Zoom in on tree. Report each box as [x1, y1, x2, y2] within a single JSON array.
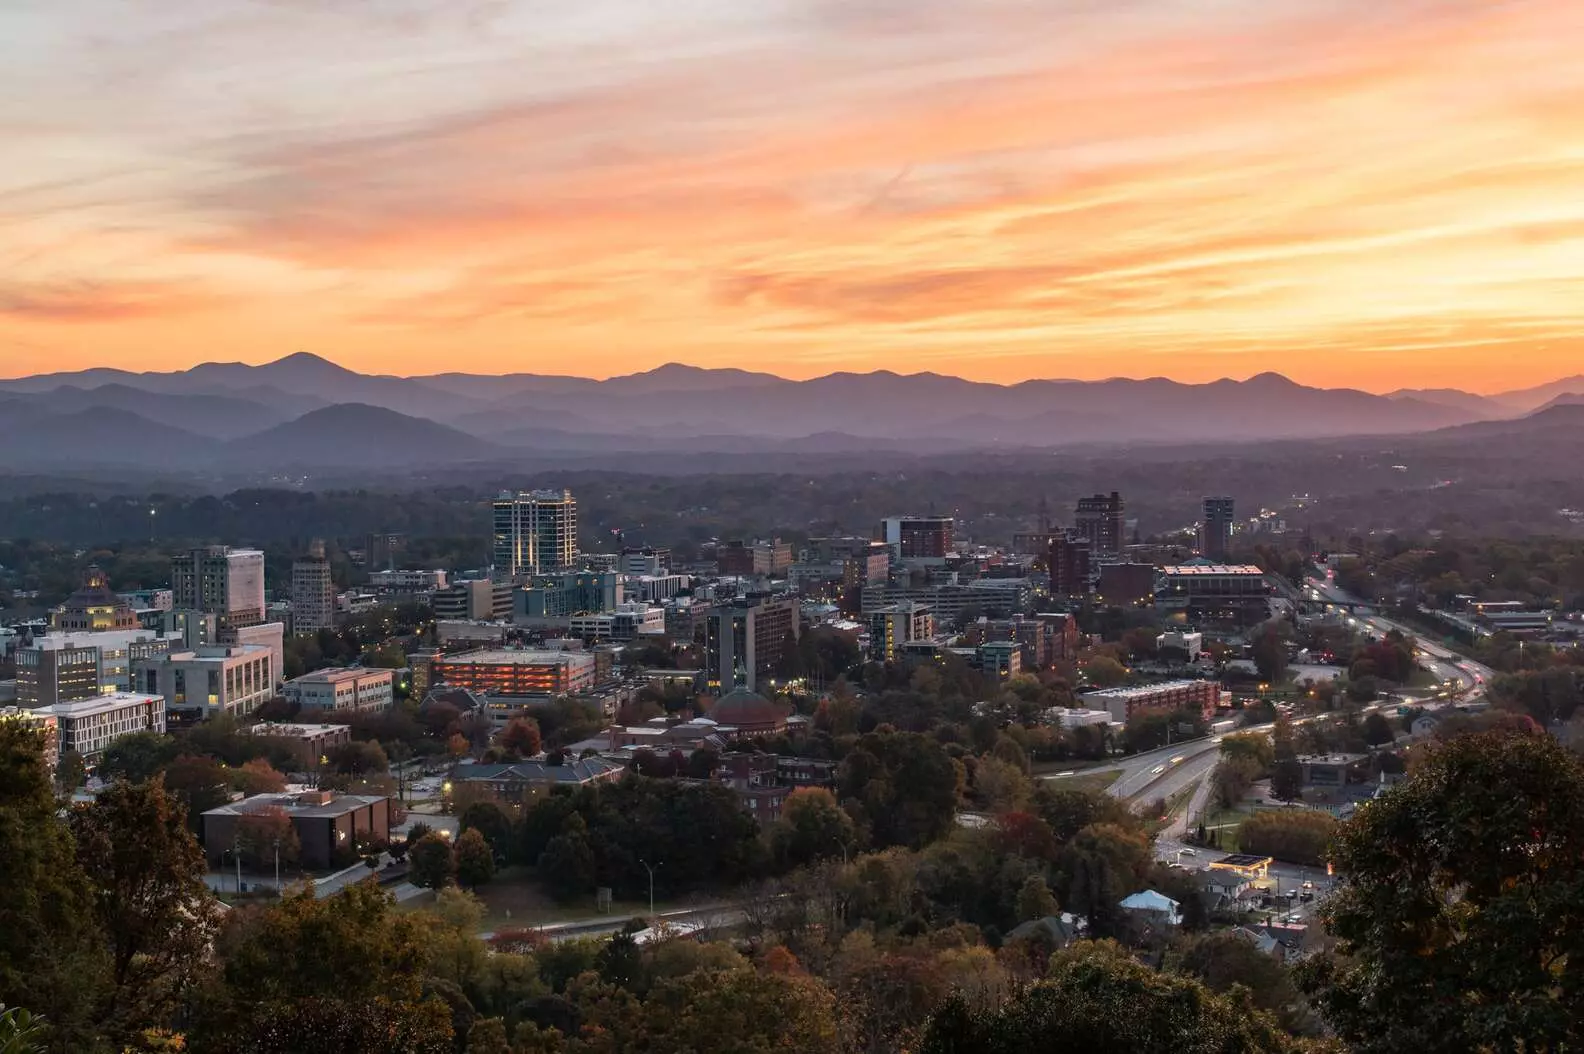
[[69, 779, 220, 1045], [1252, 624, 1290, 685], [453, 829, 495, 889], [768, 788, 856, 870], [837, 731, 960, 850], [972, 756, 1031, 813], [1171, 931, 1304, 1029], [1360, 712, 1395, 747], [496, 717, 542, 760], [98, 731, 181, 784], [1269, 758, 1304, 802], [919, 940, 1302, 1053], [1084, 655, 1127, 688], [1014, 875, 1058, 921], [464, 1018, 511, 1054], [56, 749, 86, 794], [160, 755, 231, 830], [234, 806, 300, 873], [0, 1005, 46, 1054], [458, 801, 513, 861], [233, 758, 287, 795], [1237, 810, 1335, 866], [0, 722, 108, 1052], [1054, 824, 1153, 936], [327, 740, 388, 777], [537, 830, 596, 902], [408, 833, 456, 890], [1299, 731, 1584, 1052]]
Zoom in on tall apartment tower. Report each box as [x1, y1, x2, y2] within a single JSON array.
[[291, 540, 335, 636], [171, 546, 265, 634], [1200, 497, 1235, 562], [1074, 492, 1125, 559], [1048, 535, 1094, 599], [492, 489, 579, 580], [877, 516, 955, 564]]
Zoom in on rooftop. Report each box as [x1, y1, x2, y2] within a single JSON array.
[[1083, 679, 1216, 699], [438, 649, 593, 665], [287, 666, 392, 685], [45, 692, 162, 717], [248, 722, 348, 738], [1160, 565, 1265, 575], [203, 790, 387, 819], [1211, 853, 1275, 871]]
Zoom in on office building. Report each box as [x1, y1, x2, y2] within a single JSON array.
[[567, 603, 666, 643], [247, 722, 353, 769], [868, 602, 935, 662], [1200, 497, 1235, 561], [705, 595, 801, 693], [1048, 536, 1093, 599], [171, 546, 266, 634], [1075, 493, 1124, 558], [492, 489, 578, 578], [119, 588, 173, 612], [45, 692, 166, 761], [281, 667, 394, 714], [432, 648, 597, 698], [717, 538, 794, 577], [619, 547, 671, 576], [1156, 564, 1271, 625], [19, 630, 174, 700], [231, 621, 285, 691], [368, 568, 449, 594], [1082, 679, 1220, 723], [517, 571, 622, 621], [52, 566, 139, 631], [878, 516, 954, 564], [15, 639, 102, 708], [291, 540, 335, 635], [432, 579, 515, 621], [135, 644, 276, 724]]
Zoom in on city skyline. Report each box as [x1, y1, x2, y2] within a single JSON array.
[[7, 1, 1584, 392]]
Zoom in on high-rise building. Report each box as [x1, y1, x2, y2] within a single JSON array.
[[15, 639, 101, 708], [868, 602, 934, 662], [705, 595, 801, 693], [1049, 535, 1094, 599], [492, 490, 578, 579], [291, 540, 335, 636], [1075, 492, 1124, 558], [171, 546, 265, 634], [52, 566, 139, 631], [1200, 496, 1235, 561], [878, 516, 955, 564]]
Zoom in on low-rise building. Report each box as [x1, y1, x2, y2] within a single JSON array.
[[247, 722, 353, 770], [134, 644, 276, 725], [1119, 889, 1182, 927], [1082, 679, 1219, 723], [446, 757, 624, 809], [46, 692, 166, 761], [368, 569, 449, 594], [200, 790, 391, 870], [432, 648, 598, 698], [281, 667, 394, 714]]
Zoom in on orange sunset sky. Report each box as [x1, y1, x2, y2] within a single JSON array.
[[4, 0, 1584, 391]]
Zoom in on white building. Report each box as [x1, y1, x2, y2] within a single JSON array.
[[1156, 630, 1204, 661], [134, 644, 276, 724], [23, 629, 175, 696], [1119, 889, 1182, 927], [281, 667, 394, 714], [47, 692, 166, 760], [368, 568, 448, 593], [1043, 707, 1114, 729], [568, 603, 666, 643]]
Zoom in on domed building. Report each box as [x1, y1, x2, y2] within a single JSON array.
[[52, 566, 138, 631], [705, 687, 792, 738]]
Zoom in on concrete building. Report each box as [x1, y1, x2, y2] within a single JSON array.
[[716, 538, 794, 577], [432, 579, 515, 622], [432, 648, 597, 698], [280, 667, 394, 714], [705, 594, 801, 693], [567, 603, 666, 643], [868, 602, 935, 662], [1157, 630, 1205, 661], [1075, 492, 1125, 558], [46, 692, 166, 761], [878, 516, 954, 564], [171, 546, 266, 634], [290, 540, 335, 635], [492, 489, 578, 578], [247, 722, 352, 769], [231, 621, 285, 691], [15, 638, 102, 708], [52, 566, 139, 631], [135, 644, 276, 724], [119, 588, 173, 613], [200, 790, 391, 871], [622, 573, 692, 604], [619, 547, 671, 576], [367, 569, 448, 595], [1082, 679, 1220, 723], [1157, 564, 1271, 625], [1200, 497, 1236, 562]]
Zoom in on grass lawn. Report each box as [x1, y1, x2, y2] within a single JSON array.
[[1199, 806, 1247, 852], [447, 866, 697, 930], [1063, 769, 1123, 794]]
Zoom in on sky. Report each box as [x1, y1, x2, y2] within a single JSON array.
[[4, 0, 1584, 392]]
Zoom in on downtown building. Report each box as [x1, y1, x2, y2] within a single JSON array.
[[705, 594, 801, 693], [1199, 496, 1236, 562], [135, 644, 277, 726], [492, 489, 578, 579], [290, 540, 335, 635], [877, 516, 954, 565], [171, 546, 266, 635], [1075, 493, 1125, 559]]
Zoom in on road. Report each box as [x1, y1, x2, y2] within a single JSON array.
[[481, 901, 746, 944]]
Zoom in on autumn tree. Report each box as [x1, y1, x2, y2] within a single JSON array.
[[98, 731, 180, 783], [769, 788, 857, 871], [234, 807, 301, 872], [56, 749, 87, 793], [160, 755, 231, 831], [232, 758, 287, 795], [458, 801, 514, 861], [837, 731, 960, 850], [497, 716, 543, 760], [69, 778, 220, 1045], [1299, 731, 1584, 1051]]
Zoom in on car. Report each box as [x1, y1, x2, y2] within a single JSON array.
[[1282, 913, 1303, 923], [1178, 848, 1197, 857], [1170, 754, 1185, 764], [1299, 891, 1314, 902], [1301, 880, 1314, 890], [1151, 765, 1165, 775]]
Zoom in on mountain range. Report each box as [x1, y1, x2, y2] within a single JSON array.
[[1, 352, 1582, 471]]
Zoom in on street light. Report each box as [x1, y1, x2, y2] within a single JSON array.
[[640, 858, 660, 917]]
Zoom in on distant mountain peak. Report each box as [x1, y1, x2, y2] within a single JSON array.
[[1243, 371, 1301, 388]]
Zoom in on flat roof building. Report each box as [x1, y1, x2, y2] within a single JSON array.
[[280, 667, 394, 714], [45, 691, 165, 761], [135, 644, 276, 725], [1082, 679, 1220, 723], [200, 790, 391, 871], [432, 648, 597, 698]]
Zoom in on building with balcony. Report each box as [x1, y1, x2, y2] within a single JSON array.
[[868, 602, 935, 662]]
